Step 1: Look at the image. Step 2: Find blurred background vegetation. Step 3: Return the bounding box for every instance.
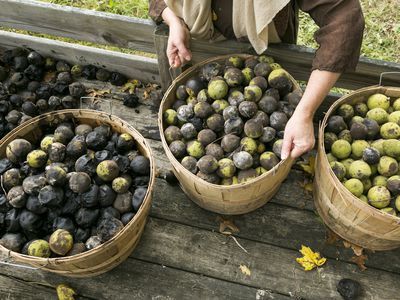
[41,0,399,63]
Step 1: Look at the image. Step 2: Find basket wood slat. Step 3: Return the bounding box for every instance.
[0,109,155,277]
[159,55,298,215]
[314,86,400,251]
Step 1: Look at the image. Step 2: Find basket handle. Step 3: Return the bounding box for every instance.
[379,72,400,86]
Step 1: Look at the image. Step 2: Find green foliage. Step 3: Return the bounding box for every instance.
[298,0,399,63]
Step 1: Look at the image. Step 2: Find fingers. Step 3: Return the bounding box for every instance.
[280,135,293,160]
[290,144,305,159]
[176,41,192,62]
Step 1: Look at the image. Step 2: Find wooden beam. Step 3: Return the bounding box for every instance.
[132,218,400,299]
[155,25,400,91]
[0,0,156,53]
[0,30,160,84]
[0,256,289,299]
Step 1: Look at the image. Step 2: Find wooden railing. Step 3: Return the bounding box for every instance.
[0,0,399,92]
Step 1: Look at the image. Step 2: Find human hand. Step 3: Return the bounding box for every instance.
[167,19,192,68]
[281,109,315,160]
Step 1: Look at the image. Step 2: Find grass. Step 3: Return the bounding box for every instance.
[298,0,399,63]
[3,0,399,65]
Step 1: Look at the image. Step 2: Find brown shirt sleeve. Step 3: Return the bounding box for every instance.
[149,0,167,24]
[298,0,365,73]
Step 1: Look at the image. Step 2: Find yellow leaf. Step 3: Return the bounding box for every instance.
[239,264,251,276]
[297,155,316,176]
[296,245,326,271]
[121,79,141,94]
[56,284,76,300]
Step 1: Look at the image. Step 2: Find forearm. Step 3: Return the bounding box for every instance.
[161,7,181,27]
[295,70,341,120]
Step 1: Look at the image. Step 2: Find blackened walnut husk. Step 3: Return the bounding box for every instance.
[110,72,127,86]
[132,186,147,211]
[21,101,39,117]
[53,82,69,95]
[62,95,78,109]
[81,65,97,79]
[5,209,20,232]
[96,68,111,81]
[86,131,108,150]
[337,278,361,300]
[0,194,10,213]
[97,217,124,242]
[35,84,53,100]
[75,208,100,228]
[26,195,47,215]
[61,193,80,216]
[74,227,90,243]
[48,96,62,109]
[121,212,135,225]
[0,158,13,175]
[75,154,96,176]
[24,64,44,81]
[123,93,139,108]
[27,51,44,66]
[9,94,23,107]
[19,209,43,232]
[100,207,120,220]
[38,185,64,207]
[56,61,70,73]
[80,185,99,208]
[52,216,76,234]
[68,82,86,99]
[98,184,117,207]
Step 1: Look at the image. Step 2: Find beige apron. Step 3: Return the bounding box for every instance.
[164,0,290,54]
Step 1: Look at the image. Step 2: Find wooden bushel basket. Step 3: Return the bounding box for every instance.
[314,86,400,251]
[0,109,155,277]
[159,55,298,215]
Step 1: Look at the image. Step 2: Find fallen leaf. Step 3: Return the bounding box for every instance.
[239,264,251,276]
[86,88,111,98]
[56,284,76,300]
[299,180,313,193]
[217,216,239,235]
[121,79,141,94]
[325,229,341,245]
[143,90,150,100]
[351,254,368,271]
[297,155,316,176]
[296,245,327,271]
[343,240,364,256]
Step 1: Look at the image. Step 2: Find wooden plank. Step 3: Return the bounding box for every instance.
[0,30,160,84]
[130,218,400,300]
[0,0,156,53]
[0,257,288,300]
[0,273,63,300]
[155,25,400,91]
[151,177,400,274]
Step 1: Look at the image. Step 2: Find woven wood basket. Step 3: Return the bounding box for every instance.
[159,54,298,215]
[314,86,400,251]
[0,109,155,277]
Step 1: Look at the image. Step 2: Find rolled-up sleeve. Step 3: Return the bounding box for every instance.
[298,0,365,73]
[149,0,167,24]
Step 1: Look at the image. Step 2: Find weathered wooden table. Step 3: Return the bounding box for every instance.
[0,80,399,300]
[1,1,400,299]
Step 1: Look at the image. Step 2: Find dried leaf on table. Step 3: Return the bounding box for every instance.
[121,79,141,94]
[217,216,239,235]
[239,264,251,276]
[297,155,316,176]
[296,245,327,271]
[86,88,111,98]
[351,254,368,271]
[325,229,341,245]
[343,240,364,256]
[299,180,313,193]
[56,284,76,300]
